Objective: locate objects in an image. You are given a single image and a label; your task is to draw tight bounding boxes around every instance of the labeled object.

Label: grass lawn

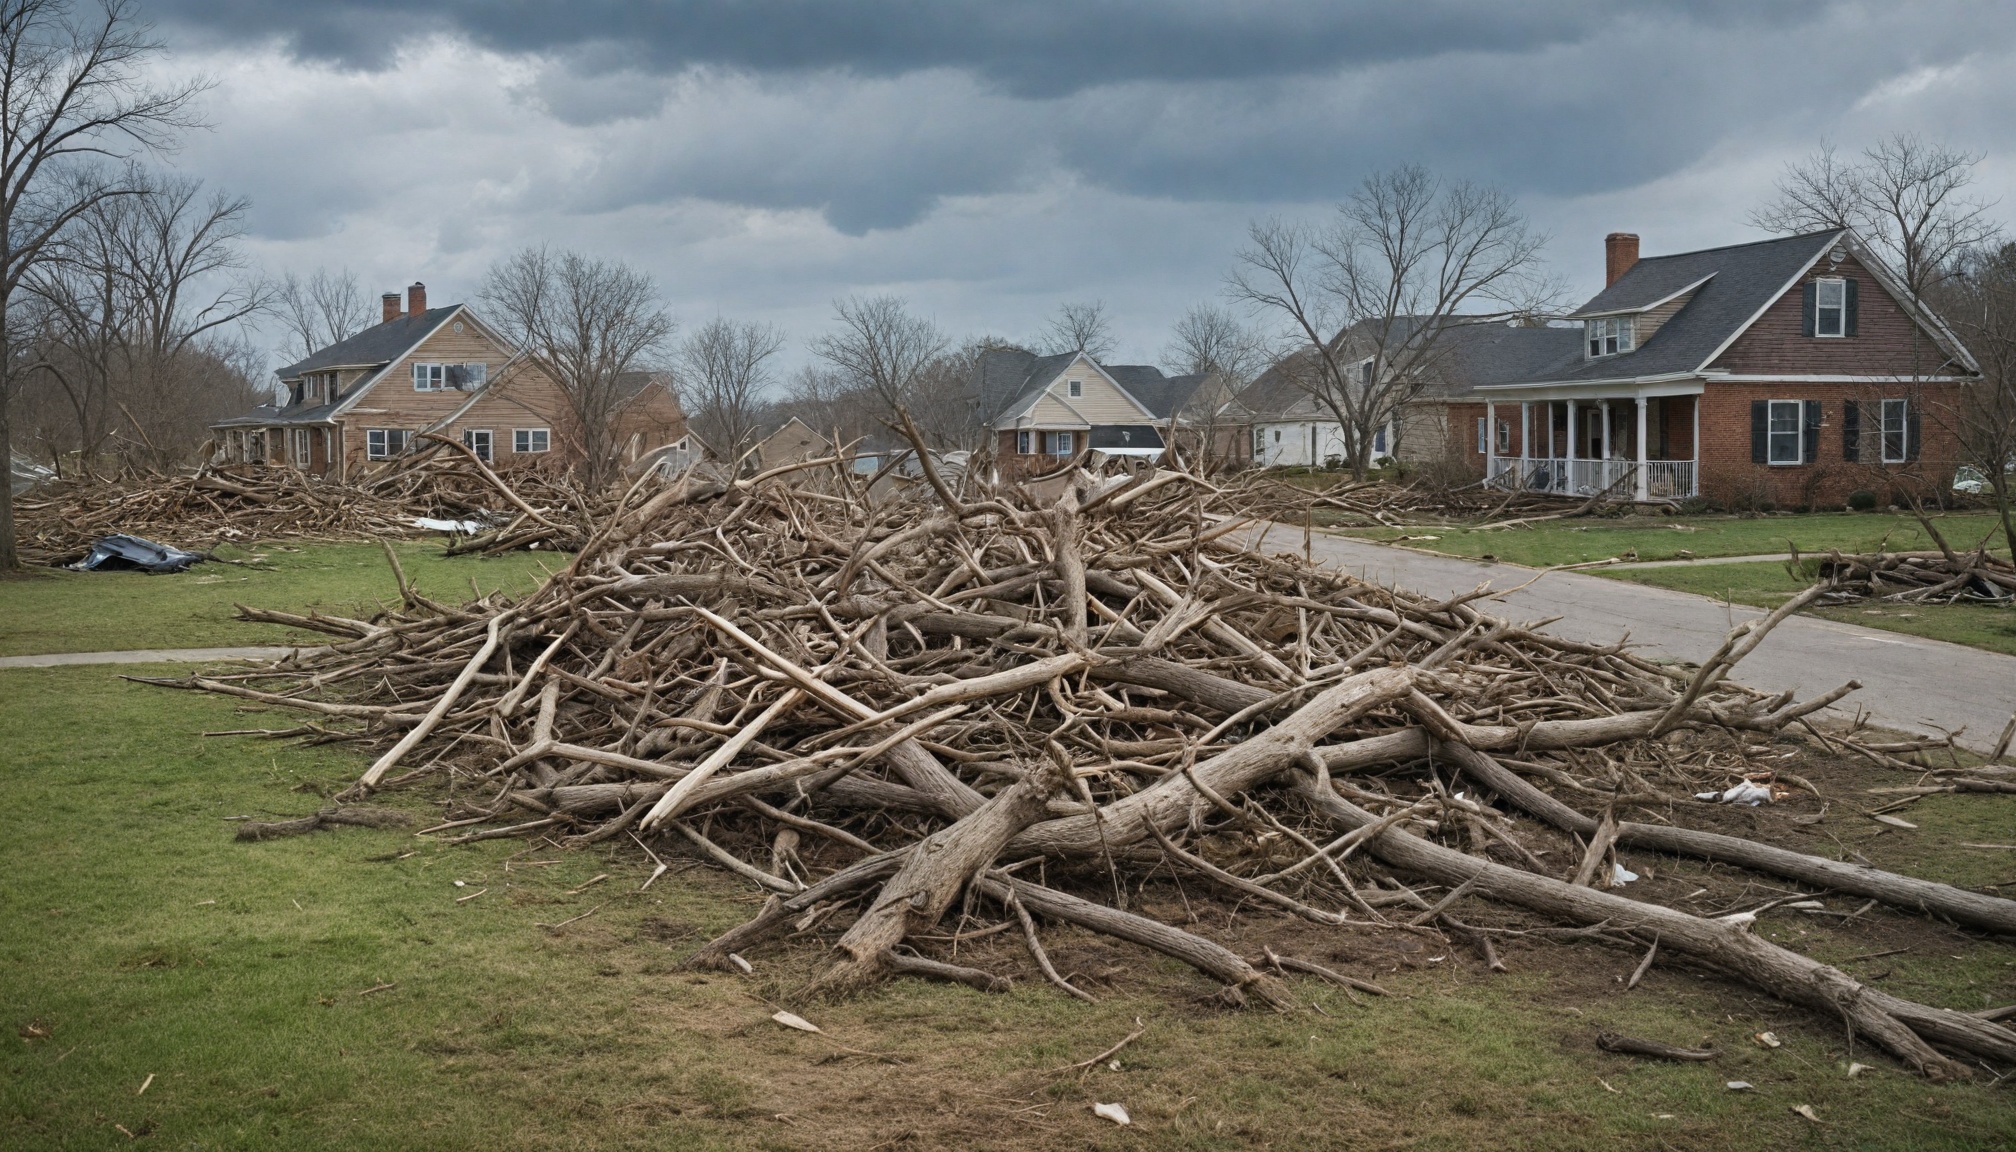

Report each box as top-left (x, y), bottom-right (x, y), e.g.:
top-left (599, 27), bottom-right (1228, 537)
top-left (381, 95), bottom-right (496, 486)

top-left (1339, 510), bottom-right (2010, 568)
top-left (1604, 560), bottom-right (2016, 659)
top-left (0, 542), bottom-right (564, 657)
top-left (5, 667), bottom-right (2015, 1150)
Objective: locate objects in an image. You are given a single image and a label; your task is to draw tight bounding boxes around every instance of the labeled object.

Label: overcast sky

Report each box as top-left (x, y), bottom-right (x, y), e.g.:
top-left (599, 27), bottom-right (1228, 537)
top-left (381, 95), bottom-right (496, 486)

top-left (142, 0), bottom-right (2016, 371)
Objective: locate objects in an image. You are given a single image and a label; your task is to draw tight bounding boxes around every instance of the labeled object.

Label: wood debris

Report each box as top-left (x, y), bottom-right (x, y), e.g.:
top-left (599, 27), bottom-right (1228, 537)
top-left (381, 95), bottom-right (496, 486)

top-left (149, 424), bottom-right (2016, 1081)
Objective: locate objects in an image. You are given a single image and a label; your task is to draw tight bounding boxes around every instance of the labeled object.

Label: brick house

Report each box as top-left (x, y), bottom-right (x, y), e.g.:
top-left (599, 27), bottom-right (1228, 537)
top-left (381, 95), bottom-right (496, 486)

top-left (975, 348), bottom-right (1209, 474)
top-left (211, 282), bottom-right (687, 478)
top-left (1461, 230), bottom-right (1979, 507)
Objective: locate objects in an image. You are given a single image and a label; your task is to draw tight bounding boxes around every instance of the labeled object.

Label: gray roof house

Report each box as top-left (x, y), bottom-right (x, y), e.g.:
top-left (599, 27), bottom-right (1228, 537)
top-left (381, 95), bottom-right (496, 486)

top-left (975, 348), bottom-right (1213, 466)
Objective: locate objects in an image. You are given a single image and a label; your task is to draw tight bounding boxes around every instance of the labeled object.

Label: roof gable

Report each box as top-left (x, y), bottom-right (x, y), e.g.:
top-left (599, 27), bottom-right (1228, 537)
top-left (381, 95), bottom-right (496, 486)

top-left (277, 305), bottom-right (466, 378)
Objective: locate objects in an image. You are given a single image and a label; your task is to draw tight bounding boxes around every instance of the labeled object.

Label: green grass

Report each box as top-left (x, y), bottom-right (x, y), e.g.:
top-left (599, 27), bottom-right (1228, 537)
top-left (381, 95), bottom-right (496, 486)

top-left (0, 542), bottom-right (564, 657)
top-left (4, 546), bottom-right (2015, 1148)
top-left (1339, 511), bottom-right (2010, 568)
top-left (1606, 560), bottom-right (2016, 658)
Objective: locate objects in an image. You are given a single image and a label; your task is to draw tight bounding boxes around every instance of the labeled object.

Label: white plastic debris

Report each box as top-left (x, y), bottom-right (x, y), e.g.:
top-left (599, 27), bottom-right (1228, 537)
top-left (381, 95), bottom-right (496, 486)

top-left (727, 953), bottom-right (754, 975)
top-left (453, 880), bottom-right (467, 888)
top-left (1694, 781), bottom-right (1775, 806)
top-left (1791, 1104), bottom-right (1822, 1122)
top-left (1092, 1102), bottom-right (1131, 1126)
top-left (1718, 911), bottom-right (1758, 930)
top-left (1611, 862), bottom-right (1639, 885)
top-left (1847, 1062), bottom-right (1873, 1078)
top-left (1784, 900), bottom-right (1826, 910)
top-left (1754, 1031), bottom-right (1782, 1049)
top-left (1726, 1081), bottom-right (1754, 1091)
top-left (771, 1011), bottom-right (821, 1033)
top-left (410, 516), bottom-right (489, 534)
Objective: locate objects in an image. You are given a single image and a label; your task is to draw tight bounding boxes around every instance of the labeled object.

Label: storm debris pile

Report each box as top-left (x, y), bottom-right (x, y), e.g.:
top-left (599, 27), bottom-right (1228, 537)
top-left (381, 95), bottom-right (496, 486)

top-left (156, 439), bottom-right (2016, 1080)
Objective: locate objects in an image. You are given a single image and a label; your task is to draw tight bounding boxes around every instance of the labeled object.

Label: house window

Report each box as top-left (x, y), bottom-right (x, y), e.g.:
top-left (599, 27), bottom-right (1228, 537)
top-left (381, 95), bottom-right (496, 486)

top-left (1815, 278), bottom-right (1846, 338)
top-left (1067, 379), bottom-right (1082, 398)
top-left (1767, 400), bottom-right (1802, 465)
top-left (366, 429), bottom-right (411, 459)
top-left (1016, 430), bottom-right (1032, 454)
top-left (462, 428), bottom-right (493, 462)
top-left (1373, 426), bottom-right (1387, 454)
top-left (413, 363), bottom-right (447, 391)
top-left (291, 428), bottom-right (313, 466)
top-left (1585, 316), bottom-right (1634, 357)
top-left (1046, 431), bottom-right (1074, 456)
top-left (1880, 399), bottom-right (1908, 463)
top-left (513, 428), bottom-right (550, 454)
top-left (1476, 417), bottom-right (1488, 454)
top-left (1496, 420), bottom-right (1512, 453)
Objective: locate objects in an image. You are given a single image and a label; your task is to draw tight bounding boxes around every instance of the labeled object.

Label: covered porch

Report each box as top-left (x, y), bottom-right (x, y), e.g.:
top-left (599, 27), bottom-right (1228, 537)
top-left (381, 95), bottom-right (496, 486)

top-left (1481, 382), bottom-right (1702, 503)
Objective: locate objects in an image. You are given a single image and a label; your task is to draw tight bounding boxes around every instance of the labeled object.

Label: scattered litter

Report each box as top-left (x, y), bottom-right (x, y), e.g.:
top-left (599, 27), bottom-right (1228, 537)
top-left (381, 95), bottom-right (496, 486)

top-left (728, 953), bottom-right (754, 975)
top-left (410, 516), bottom-right (490, 534)
top-left (1870, 814), bottom-right (1918, 829)
top-left (1726, 1081), bottom-right (1753, 1091)
top-left (1754, 1031), bottom-right (1782, 1049)
top-left (1790, 1104), bottom-right (1822, 1123)
top-left (1783, 900), bottom-right (1826, 910)
top-left (1107, 1060), bottom-right (1122, 1071)
top-left (1611, 862), bottom-right (1639, 885)
top-left (1092, 1102), bottom-right (1131, 1126)
top-left (1847, 1062), bottom-right (1873, 1078)
top-left (1696, 781), bottom-right (1776, 806)
top-left (452, 880), bottom-right (467, 887)
top-left (771, 1011), bottom-right (821, 1033)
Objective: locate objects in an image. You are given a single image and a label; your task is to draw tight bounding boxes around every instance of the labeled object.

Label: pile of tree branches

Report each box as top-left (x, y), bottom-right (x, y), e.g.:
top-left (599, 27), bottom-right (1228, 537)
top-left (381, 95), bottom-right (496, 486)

top-left (13, 438), bottom-right (616, 565)
top-left (1226, 472), bottom-right (1589, 530)
top-left (151, 443), bottom-right (2016, 1080)
top-left (1809, 547), bottom-right (2016, 605)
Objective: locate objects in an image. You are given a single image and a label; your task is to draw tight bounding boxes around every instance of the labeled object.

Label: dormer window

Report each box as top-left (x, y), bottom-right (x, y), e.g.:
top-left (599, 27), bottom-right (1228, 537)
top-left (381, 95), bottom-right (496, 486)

top-left (1067, 379), bottom-right (1082, 398)
top-left (1814, 277), bottom-right (1846, 337)
top-left (1585, 316), bottom-right (1634, 358)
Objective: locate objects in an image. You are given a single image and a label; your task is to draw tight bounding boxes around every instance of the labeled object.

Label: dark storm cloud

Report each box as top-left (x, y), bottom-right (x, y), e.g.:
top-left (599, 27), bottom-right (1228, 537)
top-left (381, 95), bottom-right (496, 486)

top-left (151, 0), bottom-right (1817, 95)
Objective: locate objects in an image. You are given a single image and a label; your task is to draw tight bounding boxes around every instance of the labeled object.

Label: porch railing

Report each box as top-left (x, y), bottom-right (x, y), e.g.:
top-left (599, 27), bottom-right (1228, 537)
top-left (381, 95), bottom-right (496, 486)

top-left (1486, 457), bottom-right (1695, 501)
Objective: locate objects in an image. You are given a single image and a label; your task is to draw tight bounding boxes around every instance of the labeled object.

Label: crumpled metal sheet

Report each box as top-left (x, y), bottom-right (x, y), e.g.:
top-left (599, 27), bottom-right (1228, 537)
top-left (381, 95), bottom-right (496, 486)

top-left (68, 533), bottom-right (203, 574)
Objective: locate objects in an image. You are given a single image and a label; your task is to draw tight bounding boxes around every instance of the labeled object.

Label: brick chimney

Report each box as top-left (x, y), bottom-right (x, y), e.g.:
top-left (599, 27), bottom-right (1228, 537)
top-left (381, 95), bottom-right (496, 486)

top-left (407, 281), bottom-right (427, 316)
top-left (1604, 232), bottom-right (1640, 287)
top-left (382, 293), bottom-right (401, 324)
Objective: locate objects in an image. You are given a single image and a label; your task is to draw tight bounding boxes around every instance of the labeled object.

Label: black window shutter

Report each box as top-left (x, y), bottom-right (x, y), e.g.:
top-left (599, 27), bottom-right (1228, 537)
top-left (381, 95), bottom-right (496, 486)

top-left (1844, 278), bottom-right (1859, 336)
top-left (1906, 403), bottom-right (1921, 461)
top-left (1842, 400), bottom-right (1860, 461)
top-left (1802, 400), bottom-right (1821, 463)
top-left (1750, 400), bottom-right (1768, 463)
top-left (1801, 281), bottom-right (1816, 337)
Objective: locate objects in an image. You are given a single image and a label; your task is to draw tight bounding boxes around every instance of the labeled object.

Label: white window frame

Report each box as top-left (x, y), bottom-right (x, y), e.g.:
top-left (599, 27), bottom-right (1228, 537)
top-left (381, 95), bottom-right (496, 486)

top-left (412, 363), bottom-right (447, 391)
top-left (1048, 431), bottom-right (1074, 457)
top-left (1016, 430), bottom-right (1032, 455)
top-left (291, 428), bottom-right (313, 466)
top-left (1067, 379), bottom-right (1082, 398)
top-left (1814, 277), bottom-right (1846, 338)
top-left (1585, 315), bottom-right (1634, 357)
top-left (1767, 400), bottom-right (1803, 466)
top-left (513, 427), bottom-right (550, 454)
top-left (1496, 420), bottom-right (1512, 453)
top-left (1880, 398), bottom-right (1908, 463)
top-left (462, 428), bottom-right (493, 462)
top-left (1476, 417), bottom-right (1488, 454)
top-left (367, 429), bottom-right (410, 460)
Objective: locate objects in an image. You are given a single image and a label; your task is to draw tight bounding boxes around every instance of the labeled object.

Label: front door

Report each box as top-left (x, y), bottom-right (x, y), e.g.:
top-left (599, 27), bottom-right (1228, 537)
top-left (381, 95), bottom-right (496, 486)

top-left (462, 429), bottom-right (492, 463)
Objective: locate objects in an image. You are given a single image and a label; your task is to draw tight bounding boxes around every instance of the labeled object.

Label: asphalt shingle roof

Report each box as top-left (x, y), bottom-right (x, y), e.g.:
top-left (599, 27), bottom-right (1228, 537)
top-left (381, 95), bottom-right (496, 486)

top-left (274, 305), bottom-right (462, 378)
top-left (1230, 321), bottom-right (1583, 418)
top-left (974, 349), bottom-right (1203, 424)
top-left (1527, 230), bottom-right (1843, 384)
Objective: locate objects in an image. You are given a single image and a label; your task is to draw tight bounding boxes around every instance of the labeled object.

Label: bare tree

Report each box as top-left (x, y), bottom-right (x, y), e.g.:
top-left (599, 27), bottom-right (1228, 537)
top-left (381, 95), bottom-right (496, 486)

top-left (774, 363), bottom-right (877, 448)
top-left (812, 294), bottom-right (967, 448)
top-left (1933, 244), bottom-right (2016, 558)
top-left (678, 317), bottom-right (783, 463)
top-left (1162, 302), bottom-right (1266, 383)
top-left (478, 246), bottom-right (674, 487)
top-left (1039, 299), bottom-right (1115, 360)
top-left (1750, 134), bottom-right (2002, 299)
top-left (275, 267), bottom-right (371, 362)
top-left (1229, 165), bottom-right (1555, 480)
top-left (26, 170), bottom-right (266, 470)
top-left (0, 0), bottom-right (208, 569)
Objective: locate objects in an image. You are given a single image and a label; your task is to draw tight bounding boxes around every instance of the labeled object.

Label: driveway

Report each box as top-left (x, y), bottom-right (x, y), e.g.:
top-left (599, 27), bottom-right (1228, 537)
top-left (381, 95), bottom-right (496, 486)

top-left (1245, 523), bottom-right (2016, 753)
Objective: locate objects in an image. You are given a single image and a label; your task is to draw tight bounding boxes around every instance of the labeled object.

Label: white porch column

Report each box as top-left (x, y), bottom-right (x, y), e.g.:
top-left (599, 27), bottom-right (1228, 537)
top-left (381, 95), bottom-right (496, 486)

top-left (1520, 403), bottom-right (1531, 484)
top-left (1598, 399), bottom-right (1611, 459)
top-left (1634, 396), bottom-right (1649, 503)
top-left (1691, 396), bottom-right (1701, 498)
top-left (1484, 400), bottom-right (1496, 482)
top-left (1547, 402), bottom-right (1556, 460)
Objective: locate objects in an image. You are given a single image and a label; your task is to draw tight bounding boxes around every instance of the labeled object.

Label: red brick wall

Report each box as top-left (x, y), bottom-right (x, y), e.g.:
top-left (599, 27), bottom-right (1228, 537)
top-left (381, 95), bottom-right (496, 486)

top-left (1694, 381), bottom-right (1965, 509)
top-left (1712, 251), bottom-right (1967, 377)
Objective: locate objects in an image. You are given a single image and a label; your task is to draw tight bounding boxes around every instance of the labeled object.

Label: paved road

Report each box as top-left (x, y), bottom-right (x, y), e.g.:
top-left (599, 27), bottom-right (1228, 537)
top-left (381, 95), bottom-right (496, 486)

top-left (0, 646), bottom-right (302, 669)
top-left (1245, 523), bottom-right (2016, 752)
